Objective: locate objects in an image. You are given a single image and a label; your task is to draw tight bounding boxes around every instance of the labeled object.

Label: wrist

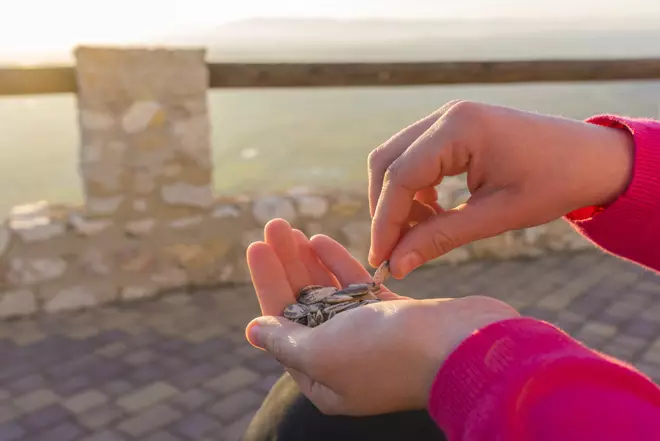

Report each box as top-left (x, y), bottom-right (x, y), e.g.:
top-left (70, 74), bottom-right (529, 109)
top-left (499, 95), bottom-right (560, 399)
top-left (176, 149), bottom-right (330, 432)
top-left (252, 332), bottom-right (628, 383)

top-left (414, 297), bottom-right (520, 409)
top-left (581, 121), bottom-right (635, 209)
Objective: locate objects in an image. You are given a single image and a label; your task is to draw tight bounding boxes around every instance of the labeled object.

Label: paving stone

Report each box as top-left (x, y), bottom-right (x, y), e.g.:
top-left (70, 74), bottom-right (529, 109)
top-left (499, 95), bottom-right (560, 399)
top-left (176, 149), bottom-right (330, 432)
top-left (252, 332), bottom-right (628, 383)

top-left (117, 382), bottom-right (179, 412)
top-left (641, 348), bottom-right (660, 365)
top-left (50, 375), bottom-right (93, 397)
top-left (81, 430), bottom-right (129, 441)
top-left (171, 412), bottom-right (223, 439)
top-left (29, 421), bottom-right (84, 441)
top-left (100, 380), bottom-right (134, 398)
top-left (5, 373), bottom-right (46, 394)
top-left (0, 421), bottom-right (25, 441)
top-left (144, 431), bottom-right (184, 441)
top-left (76, 403), bottom-right (125, 430)
top-left (0, 406), bottom-right (17, 425)
top-left (14, 388), bottom-right (59, 412)
top-left (622, 318), bottom-right (660, 338)
top-left (125, 349), bottom-right (157, 366)
top-left (20, 404), bottom-right (70, 430)
top-left (221, 411), bottom-right (257, 441)
top-left (117, 404), bottom-right (183, 437)
top-left (172, 389), bottom-right (214, 410)
top-left (208, 390), bottom-right (263, 423)
top-left (63, 389), bottom-right (109, 413)
top-left (244, 354), bottom-right (284, 375)
top-left (96, 342), bottom-right (128, 358)
top-left (580, 322), bottom-right (618, 339)
top-left (0, 390), bottom-right (9, 402)
top-left (255, 374), bottom-right (281, 393)
top-left (129, 364), bottom-right (169, 386)
top-left (205, 367), bottom-right (260, 395)
top-left (170, 362), bottom-right (220, 389)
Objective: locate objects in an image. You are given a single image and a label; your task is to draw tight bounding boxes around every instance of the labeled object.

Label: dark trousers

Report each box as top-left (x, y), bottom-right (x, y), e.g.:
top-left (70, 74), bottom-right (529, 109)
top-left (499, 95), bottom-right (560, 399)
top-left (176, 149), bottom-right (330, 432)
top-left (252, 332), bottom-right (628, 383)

top-left (243, 372), bottom-right (447, 441)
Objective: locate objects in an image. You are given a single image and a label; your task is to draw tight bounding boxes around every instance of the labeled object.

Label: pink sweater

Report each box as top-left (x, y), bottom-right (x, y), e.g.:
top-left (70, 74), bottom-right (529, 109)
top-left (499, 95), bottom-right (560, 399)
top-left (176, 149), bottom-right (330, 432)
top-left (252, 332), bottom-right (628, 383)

top-left (428, 115), bottom-right (660, 440)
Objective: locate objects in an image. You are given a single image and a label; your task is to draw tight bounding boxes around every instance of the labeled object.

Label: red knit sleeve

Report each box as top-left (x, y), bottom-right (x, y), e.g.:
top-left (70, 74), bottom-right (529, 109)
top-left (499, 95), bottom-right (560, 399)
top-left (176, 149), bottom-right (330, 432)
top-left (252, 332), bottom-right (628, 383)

top-left (428, 318), bottom-right (660, 441)
top-left (565, 116), bottom-right (660, 272)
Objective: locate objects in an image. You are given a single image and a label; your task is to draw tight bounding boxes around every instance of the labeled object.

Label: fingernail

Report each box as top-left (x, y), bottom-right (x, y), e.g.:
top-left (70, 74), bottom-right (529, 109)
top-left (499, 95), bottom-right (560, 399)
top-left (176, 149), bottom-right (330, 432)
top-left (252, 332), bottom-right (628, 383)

top-left (247, 316), bottom-right (276, 348)
top-left (399, 251), bottom-right (424, 276)
top-left (247, 323), bottom-right (263, 348)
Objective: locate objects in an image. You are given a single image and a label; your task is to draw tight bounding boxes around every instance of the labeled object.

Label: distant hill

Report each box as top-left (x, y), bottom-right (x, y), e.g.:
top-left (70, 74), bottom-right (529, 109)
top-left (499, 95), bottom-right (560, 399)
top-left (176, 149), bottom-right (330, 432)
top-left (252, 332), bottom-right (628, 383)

top-left (8, 17), bottom-right (660, 65)
top-left (150, 17), bottom-right (660, 62)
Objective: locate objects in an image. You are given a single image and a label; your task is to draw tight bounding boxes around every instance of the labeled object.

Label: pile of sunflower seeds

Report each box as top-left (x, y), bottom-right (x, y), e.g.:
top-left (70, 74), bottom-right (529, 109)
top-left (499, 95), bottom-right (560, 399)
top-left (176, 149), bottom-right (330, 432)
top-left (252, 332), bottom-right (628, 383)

top-left (283, 260), bottom-right (391, 328)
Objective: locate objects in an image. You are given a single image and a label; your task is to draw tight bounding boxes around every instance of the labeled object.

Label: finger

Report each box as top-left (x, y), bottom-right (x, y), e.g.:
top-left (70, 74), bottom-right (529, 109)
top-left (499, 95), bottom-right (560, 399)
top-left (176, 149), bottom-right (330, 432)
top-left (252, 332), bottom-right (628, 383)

top-left (246, 242), bottom-right (295, 316)
top-left (368, 100), bottom-right (462, 218)
top-left (246, 316), bottom-right (312, 373)
top-left (369, 108), bottom-right (472, 267)
top-left (408, 200), bottom-right (437, 227)
top-left (389, 190), bottom-right (519, 278)
top-left (310, 235), bottom-right (373, 286)
top-left (264, 219), bottom-right (312, 291)
top-left (368, 114), bottom-right (438, 217)
top-left (291, 229), bottom-right (340, 287)
top-left (414, 187), bottom-right (439, 209)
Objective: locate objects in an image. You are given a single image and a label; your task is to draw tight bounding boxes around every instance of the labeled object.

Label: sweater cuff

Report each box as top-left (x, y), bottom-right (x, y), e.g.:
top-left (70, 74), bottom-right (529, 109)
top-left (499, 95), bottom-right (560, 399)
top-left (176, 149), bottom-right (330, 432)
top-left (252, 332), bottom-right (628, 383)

top-left (427, 317), bottom-right (660, 440)
top-left (565, 115), bottom-right (660, 230)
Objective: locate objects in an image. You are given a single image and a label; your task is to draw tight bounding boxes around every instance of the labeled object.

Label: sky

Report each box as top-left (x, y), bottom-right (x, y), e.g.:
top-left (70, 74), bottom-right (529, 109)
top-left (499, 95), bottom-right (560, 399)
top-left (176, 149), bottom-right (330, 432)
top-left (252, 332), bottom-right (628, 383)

top-left (1, 0), bottom-right (659, 63)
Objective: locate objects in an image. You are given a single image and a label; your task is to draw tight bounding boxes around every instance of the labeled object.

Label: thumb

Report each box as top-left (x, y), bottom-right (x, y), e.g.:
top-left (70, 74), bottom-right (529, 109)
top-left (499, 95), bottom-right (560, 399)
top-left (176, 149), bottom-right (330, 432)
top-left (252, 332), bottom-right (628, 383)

top-left (389, 191), bottom-right (520, 278)
top-left (246, 315), bottom-right (312, 372)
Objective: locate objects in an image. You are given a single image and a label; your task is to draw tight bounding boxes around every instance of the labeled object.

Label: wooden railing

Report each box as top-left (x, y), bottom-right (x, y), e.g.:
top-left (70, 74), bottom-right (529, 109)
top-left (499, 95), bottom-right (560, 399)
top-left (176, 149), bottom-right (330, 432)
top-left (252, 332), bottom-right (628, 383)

top-left (2, 58), bottom-right (660, 95)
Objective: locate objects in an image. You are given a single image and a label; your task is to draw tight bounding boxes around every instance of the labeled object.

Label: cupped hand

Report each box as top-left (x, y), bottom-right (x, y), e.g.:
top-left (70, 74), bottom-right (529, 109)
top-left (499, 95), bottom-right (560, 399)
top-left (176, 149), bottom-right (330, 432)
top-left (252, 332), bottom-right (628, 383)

top-left (368, 100), bottom-right (635, 278)
top-left (244, 218), bottom-right (519, 416)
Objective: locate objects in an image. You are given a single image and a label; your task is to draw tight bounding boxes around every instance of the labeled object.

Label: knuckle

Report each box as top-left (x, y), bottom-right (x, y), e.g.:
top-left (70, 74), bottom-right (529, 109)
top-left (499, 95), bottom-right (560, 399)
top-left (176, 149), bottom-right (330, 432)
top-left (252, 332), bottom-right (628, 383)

top-left (443, 100), bottom-right (485, 124)
top-left (368, 146), bottom-right (388, 171)
top-left (383, 161), bottom-right (403, 186)
top-left (429, 229), bottom-right (457, 257)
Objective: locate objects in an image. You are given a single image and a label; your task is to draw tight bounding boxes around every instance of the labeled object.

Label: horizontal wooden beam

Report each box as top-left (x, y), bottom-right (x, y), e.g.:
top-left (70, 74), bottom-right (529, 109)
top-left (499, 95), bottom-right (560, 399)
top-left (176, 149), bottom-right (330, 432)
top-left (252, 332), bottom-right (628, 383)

top-left (2, 58), bottom-right (660, 96)
top-left (207, 59), bottom-right (660, 88)
top-left (0, 66), bottom-right (77, 95)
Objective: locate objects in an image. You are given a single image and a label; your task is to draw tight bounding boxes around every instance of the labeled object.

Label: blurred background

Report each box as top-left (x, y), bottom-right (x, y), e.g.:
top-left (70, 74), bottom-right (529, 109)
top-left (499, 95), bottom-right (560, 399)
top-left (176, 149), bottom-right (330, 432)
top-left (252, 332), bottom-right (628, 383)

top-left (2, 0), bottom-right (660, 216)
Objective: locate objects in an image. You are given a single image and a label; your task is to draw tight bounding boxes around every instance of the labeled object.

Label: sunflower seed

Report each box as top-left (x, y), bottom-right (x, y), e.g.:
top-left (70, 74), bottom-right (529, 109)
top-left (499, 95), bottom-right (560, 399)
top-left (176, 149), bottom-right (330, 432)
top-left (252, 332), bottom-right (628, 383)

top-left (323, 301), bottom-right (362, 315)
top-left (298, 286), bottom-right (338, 305)
top-left (282, 260), bottom-right (392, 328)
top-left (284, 303), bottom-right (310, 319)
top-left (373, 260), bottom-right (390, 286)
top-left (323, 293), bottom-right (358, 304)
top-left (335, 283), bottom-right (371, 296)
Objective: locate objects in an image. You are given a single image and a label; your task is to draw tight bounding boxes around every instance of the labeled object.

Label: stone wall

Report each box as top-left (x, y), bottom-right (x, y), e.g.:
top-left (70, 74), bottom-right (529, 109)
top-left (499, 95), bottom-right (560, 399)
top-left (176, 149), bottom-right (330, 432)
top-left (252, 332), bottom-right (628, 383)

top-left (0, 47), bottom-right (592, 319)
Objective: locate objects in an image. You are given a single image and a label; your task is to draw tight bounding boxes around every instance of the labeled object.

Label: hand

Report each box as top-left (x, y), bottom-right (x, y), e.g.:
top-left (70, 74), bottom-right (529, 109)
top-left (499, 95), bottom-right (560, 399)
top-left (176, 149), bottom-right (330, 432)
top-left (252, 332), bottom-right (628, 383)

top-left (244, 218), bottom-right (519, 415)
top-left (368, 100), bottom-right (635, 278)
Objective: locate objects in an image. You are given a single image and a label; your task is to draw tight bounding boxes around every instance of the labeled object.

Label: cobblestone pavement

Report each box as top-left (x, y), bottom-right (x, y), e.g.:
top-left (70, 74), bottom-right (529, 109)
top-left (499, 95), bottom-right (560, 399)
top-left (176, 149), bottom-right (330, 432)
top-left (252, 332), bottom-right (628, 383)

top-left (1, 250), bottom-right (659, 441)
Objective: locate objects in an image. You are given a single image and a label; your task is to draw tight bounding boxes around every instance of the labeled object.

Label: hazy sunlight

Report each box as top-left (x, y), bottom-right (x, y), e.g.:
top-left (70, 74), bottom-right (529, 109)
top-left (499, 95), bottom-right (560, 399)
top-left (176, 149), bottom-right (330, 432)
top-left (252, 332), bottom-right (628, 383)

top-left (1, 0), bottom-right (659, 64)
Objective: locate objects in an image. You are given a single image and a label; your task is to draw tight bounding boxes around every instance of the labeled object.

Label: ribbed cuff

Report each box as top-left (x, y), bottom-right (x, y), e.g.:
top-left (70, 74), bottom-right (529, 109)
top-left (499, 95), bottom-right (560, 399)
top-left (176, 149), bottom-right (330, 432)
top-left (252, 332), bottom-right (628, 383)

top-left (565, 116), bottom-right (660, 238)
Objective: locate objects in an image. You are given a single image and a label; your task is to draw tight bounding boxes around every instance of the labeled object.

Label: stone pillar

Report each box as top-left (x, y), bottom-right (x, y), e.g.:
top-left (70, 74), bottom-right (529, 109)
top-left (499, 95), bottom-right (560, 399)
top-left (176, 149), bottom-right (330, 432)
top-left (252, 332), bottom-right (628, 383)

top-left (74, 47), bottom-right (214, 223)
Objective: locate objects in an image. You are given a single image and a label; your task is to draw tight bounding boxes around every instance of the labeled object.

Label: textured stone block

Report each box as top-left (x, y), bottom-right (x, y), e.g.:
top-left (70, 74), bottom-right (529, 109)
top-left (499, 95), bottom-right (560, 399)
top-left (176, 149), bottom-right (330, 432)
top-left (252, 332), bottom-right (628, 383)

top-left (116, 382), bottom-right (178, 412)
top-left (204, 367), bottom-right (260, 395)
top-left (208, 390), bottom-right (262, 423)
top-left (63, 390), bottom-right (108, 413)
top-left (0, 290), bottom-right (36, 318)
top-left (172, 413), bottom-right (223, 439)
top-left (74, 47), bottom-right (212, 219)
top-left (76, 403), bottom-right (124, 430)
top-left (15, 388), bottom-right (59, 412)
top-left (117, 404), bottom-right (182, 437)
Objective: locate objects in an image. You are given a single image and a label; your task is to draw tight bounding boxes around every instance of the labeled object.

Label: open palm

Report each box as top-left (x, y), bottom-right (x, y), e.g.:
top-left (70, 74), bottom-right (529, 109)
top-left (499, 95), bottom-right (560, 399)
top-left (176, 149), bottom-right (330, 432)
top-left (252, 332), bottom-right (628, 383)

top-left (247, 218), bottom-right (408, 318)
